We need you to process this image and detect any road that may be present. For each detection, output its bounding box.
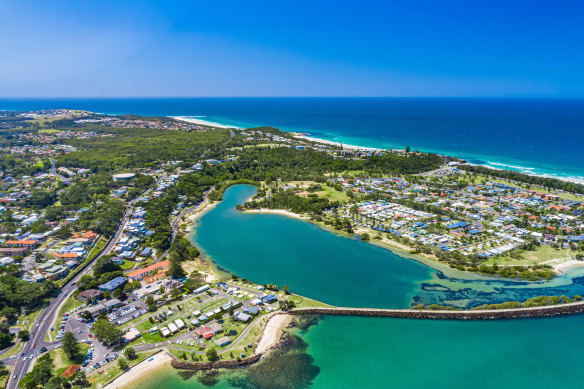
[171,187,213,239]
[3,191,145,388]
[161,187,213,259]
[49,159,67,181]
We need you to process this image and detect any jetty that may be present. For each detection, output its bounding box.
[288,301,584,320]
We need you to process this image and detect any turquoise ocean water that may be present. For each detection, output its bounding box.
[3,98,584,387]
[130,185,584,389]
[1,98,584,181]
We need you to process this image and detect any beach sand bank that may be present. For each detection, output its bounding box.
[105,350,174,389]
[256,314,292,355]
[172,116,242,129]
[295,135,380,151]
[553,259,584,274]
[244,208,311,221]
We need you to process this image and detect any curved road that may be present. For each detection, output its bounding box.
[4,192,145,388]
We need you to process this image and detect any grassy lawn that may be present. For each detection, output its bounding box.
[136,257,155,268]
[478,175,584,202]
[120,295,226,333]
[288,294,331,308]
[223,316,266,359]
[340,170,392,178]
[12,309,43,333]
[167,348,192,360]
[138,329,165,344]
[86,236,107,261]
[484,245,580,266]
[50,343,90,374]
[282,180,351,203]
[119,260,136,271]
[315,185,351,202]
[0,366,12,388]
[1,341,25,360]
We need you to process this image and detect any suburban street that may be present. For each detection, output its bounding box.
[3,191,145,388]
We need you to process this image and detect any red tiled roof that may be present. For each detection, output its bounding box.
[5,240,37,245]
[128,259,169,278]
[62,365,80,378]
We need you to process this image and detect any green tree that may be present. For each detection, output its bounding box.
[124,347,136,360]
[44,376,66,389]
[81,310,93,321]
[118,357,129,370]
[19,354,54,389]
[170,288,182,299]
[206,348,218,361]
[62,331,80,360]
[183,277,202,292]
[167,257,186,279]
[91,319,122,344]
[0,361,7,378]
[72,371,88,387]
[113,288,126,300]
[145,295,157,311]
[18,330,29,341]
[0,307,18,322]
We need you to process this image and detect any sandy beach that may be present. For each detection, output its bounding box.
[295,135,380,151]
[553,259,584,274]
[244,208,311,220]
[171,116,241,129]
[105,350,174,389]
[255,314,292,354]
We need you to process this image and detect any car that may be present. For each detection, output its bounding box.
[32,343,35,348]
[20,353,24,356]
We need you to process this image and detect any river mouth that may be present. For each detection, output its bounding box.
[131,184,584,389]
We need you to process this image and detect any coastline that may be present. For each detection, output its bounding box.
[240,207,584,281]
[180,200,229,282]
[171,116,242,129]
[172,115,584,185]
[295,135,379,151]
[105,350,174,389]
[239,208,484,282]
[243,208,311,221]
[553,259,584,274]
[255,313,293,354]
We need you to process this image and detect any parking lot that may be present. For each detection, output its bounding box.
[107,296,148,326]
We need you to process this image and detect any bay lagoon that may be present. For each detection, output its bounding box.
[3,99,584,387]
[132,185,584,388]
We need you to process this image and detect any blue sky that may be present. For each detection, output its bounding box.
[2,0,583,97]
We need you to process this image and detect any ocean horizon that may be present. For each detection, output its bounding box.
[2,97,584,182]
